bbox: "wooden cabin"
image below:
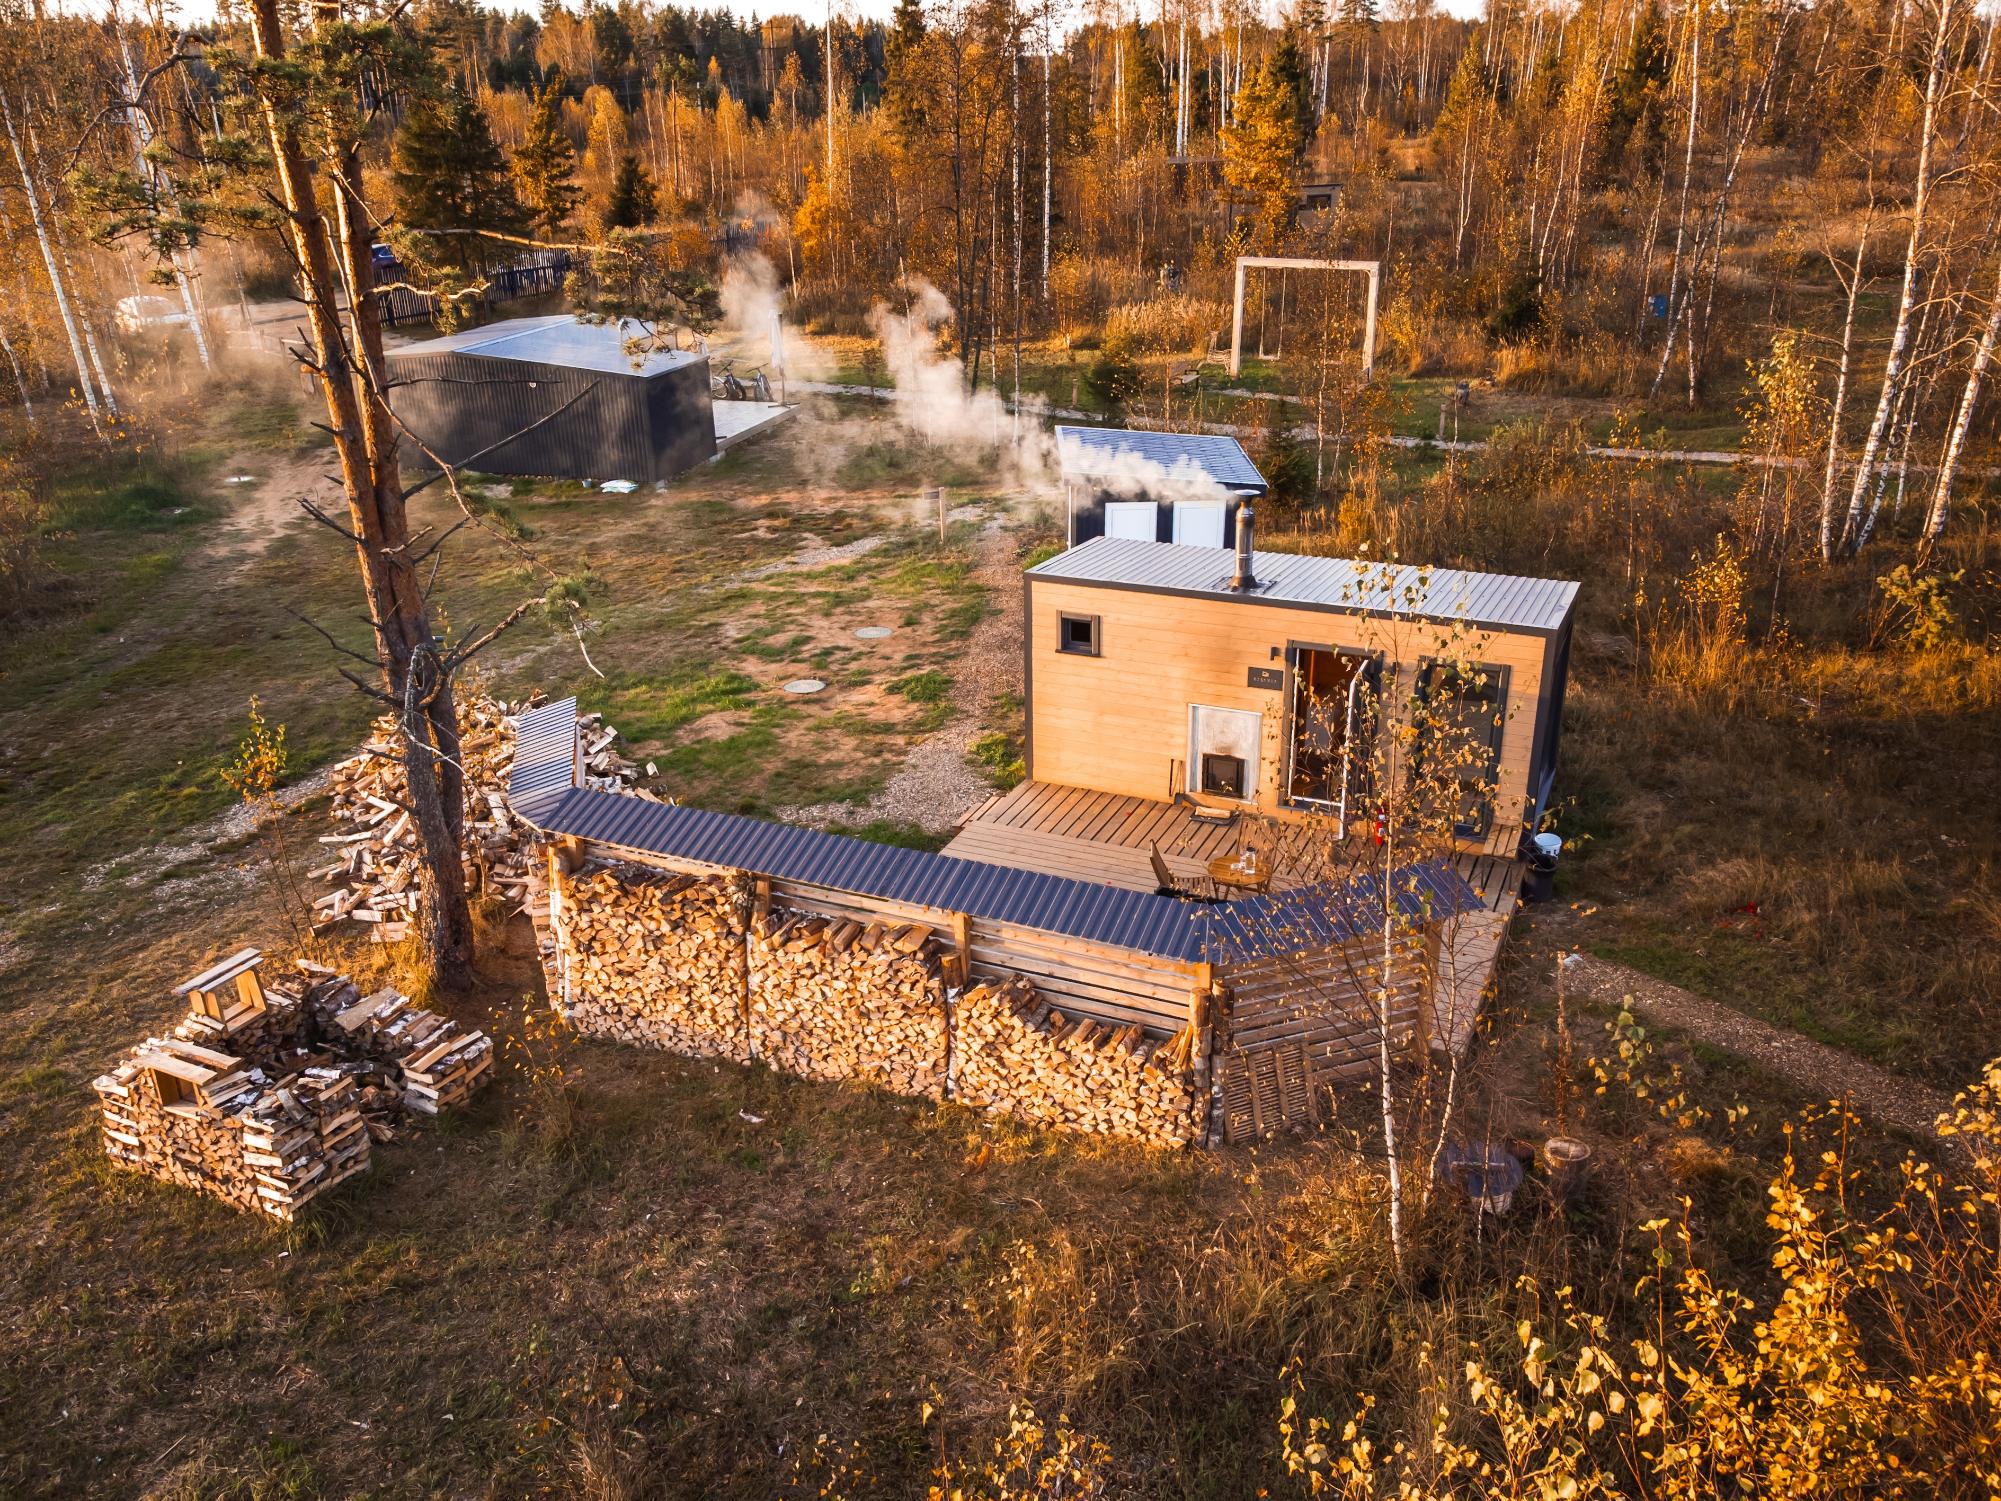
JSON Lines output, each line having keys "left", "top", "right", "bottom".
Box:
{"left": 1056, "top": 427, "right": 1267, "bottom": 550}
{"left": 1022, "top": 533, "right": 1580, "bottom": 854}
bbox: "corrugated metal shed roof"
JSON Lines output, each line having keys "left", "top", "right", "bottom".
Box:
{"left": 387, "top": 315, "right": 702, "bottom": 377}
{"left": 510, "top": 697, "right": 580, "bottom": 804}
{"left": 506, "top": 704, "right": 1480, "bottom": 964}
{"left": 1056, "top": 425, "right": 1268, "bottom": 494}
{"left": 1029, "top": 536, "right": 1581, "bottom": 634}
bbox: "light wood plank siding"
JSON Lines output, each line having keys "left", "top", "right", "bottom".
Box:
{"left": 1026, "top": 577, "right": 1551, "bottom": 852}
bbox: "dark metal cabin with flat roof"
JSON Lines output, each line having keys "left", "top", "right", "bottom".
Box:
{"left": 385, "top": 315, "right": 716, "bottom": 484}
{"left": 1056, "top": 426, "right": 1268, "bottom": 550}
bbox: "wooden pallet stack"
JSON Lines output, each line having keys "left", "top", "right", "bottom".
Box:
{"left": 315, "top": 689, "right": 649, "bottom": 943}
{"left": 94, "top": 1038, "right": 371, "bottom": 1221}
{"left": 749, "top": 911, "right": 950, "bottom": 1100}
{"left": 301, "top": 971, "right": 496, "bottom": 1116}
{"left": 555, "top": 864, "right": 751, "bottom": 1059}
{"left": 954, "top": 976, "right": 1203, "bottom": 1147}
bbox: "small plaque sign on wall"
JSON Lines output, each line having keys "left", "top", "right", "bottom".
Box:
{"left": 1246, "top": 666, "right": 1285, "bottom": 690}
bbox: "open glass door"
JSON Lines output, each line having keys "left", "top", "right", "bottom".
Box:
{"left": 1286, "top": 647, "right": 1381, "bottom": 824}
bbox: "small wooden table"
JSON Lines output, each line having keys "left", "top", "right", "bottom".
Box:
{"left": 1208, "top": 850, "right": 1273, "bottom": 894}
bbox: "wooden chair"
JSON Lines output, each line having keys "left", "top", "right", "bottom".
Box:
{"left": 1150, "top": 845, "right": 1215, "bottom": 900}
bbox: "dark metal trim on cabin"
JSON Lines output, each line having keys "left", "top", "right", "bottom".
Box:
{"left": 1022, "top": 573, "right": 1037, "bottom": 780}
{"left": 1526, "top": 615, "right": 1574, "bottom": 832}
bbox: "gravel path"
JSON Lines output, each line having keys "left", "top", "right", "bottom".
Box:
{"left": 1560, "top": 952, "right": 1958, "bottom": 1146}
{"left": 780, "top": 516, "right": 1023, "bottom": 832}
{"left": 735, "top": 532, "right": 887, "bottom": 581}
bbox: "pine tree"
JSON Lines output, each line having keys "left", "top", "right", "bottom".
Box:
{"left": 883, "top": 0, "right": 929, "bottom": 147}
{"left": 392, "top": 79, "right": 527, "bottom": 274}
{"left": 1223, "top": 57, "right": 1306, "bottom": 250}
{"left": 1267, "top": 25, "right": 1317, "bottom": 154}
{"left": 602, "top": 153, "right": 655, "bottom": 229}
{"left": 512, "top": 74, "right": 581, "bottom": 238}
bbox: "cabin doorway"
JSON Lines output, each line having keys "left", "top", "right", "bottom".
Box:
{"left": 1285, "top": 647, "right": 1380, "bottom": 822}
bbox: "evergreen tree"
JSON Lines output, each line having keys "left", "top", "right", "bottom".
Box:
{"left": 883, "top": 0, "right": 929, "bottom": 147}
{"left": 602, "top": 153, "right": 656, "bottom": 229}
{"left": 1267, "top": 24, "right": 1317, "bottom": 153}
{"left": 1223, "top": 56, "right": 1307, "bottom": 249}
{"left": 391, "top": 79, "right": 527, "bottom": 274}
{"left": 512, "top": 73, "right": 582, "bottom": 237}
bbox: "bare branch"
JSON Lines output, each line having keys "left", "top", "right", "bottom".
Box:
{"left": 297, "top": 496, "right": 362, "bottom": 543}
{"left": 286, "top": 606, "right": 386, "bottom": 669}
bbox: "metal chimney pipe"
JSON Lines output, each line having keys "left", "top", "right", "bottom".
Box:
{"left": 1230, "top": 497, "right": 1257, "bottom": 591}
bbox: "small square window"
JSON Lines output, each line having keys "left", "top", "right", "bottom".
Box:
{"left": 1058, "top": 613, "right": 1100, "bottom": 656}
{"left": 1200, "top": 753, "right": 1247, "bottom": 798}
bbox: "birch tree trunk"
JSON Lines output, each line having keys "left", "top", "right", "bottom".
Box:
{"left": 119, "top": 30, "right": 211, "bottom": 370}
{"left": 0, "top": 311, "right": 32, "bottom": 424}
{"left": 1840, "top": 0, "right": 1955, "bottom": 555}
{"left": 3, "top": 89, "right": 101, "bottom": 432}
{"left": 1923, "top": 252, "right": 2001, "bottom": 547}
{"left": 1821, "top": 200, "right": 1873, "bottom": 559}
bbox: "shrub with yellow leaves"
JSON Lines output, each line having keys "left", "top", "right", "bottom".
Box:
{"left": 1278, "top": 1060, "right": 2001, "bottom": 1498}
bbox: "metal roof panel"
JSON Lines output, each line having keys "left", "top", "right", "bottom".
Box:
{"left": 1028, "top": 536, "right": 1580, "bottom": 633}
{"left": 386, "top": 315, "right": 703, "bottom": 378}
{"left": 1055, "top": 425, "right": 1268, "bottom": 494}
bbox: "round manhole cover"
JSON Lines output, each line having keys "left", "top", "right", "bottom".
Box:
{"left": 783, "top": 678, "right": 827, "bottom": 694}
{"left": 854, "top": 626, "right": 893, "bottom": 640}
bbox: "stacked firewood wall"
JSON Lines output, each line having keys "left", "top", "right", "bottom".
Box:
{"left": 748, "top": 911, "right": 950, "bottom": 1100}
{"left": 546, "top": 859, "right": 1208, "bottom": 1147}
{"left": 953, "top": 975, "right": 1204, "bottom": 1147}
{"left": 553, "top": 863, "right": 752, "bottom": 1060}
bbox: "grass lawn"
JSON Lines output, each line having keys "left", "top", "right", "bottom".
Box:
{"left": 1, "top": 372, "right": 1992, "bottom": 1496}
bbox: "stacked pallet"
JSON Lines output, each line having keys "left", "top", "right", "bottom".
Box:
{"left": 749, "top": 911, "right": 949, "bottom": 1100}
{"left": 302, "top": 971, "right": 496, "bottom": 1115}
{"left": 315, "top": 689, "right": 648, "bottom": 942}
{"left": 955, "top": 976, "right": 1203, "bottom": 1147}
{"left": 93, "top": 1040, "right": 372, "bottom": 1221}
{"left": 556, "top": 864, "right": 751, "bottom": 1060}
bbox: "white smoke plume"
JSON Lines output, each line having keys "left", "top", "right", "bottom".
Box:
{"left": 719, "top": 250, "right": 832, "bottom": 383}
{"left": 1059, "top": 446, "right": 1234, "bottom": 507}
{"left": 864, "top": 278, "right": 1057, "bottom": 488}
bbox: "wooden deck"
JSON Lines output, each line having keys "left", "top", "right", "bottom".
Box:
{"left": 943, "top": 781, "right": 1245, "bottom": 892}
{"left": 946, "top": 780, "right": 1521, "bottom": 1060}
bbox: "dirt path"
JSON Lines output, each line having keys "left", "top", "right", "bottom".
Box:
{"left": 780, "top": 513, "right": 1024, "bottom": 833}
{"left": 209, "top": 449, "right": 340, "bottom": 577}
{"left": 1560, "top": 951, "right": 1959, "bottom": 1145}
